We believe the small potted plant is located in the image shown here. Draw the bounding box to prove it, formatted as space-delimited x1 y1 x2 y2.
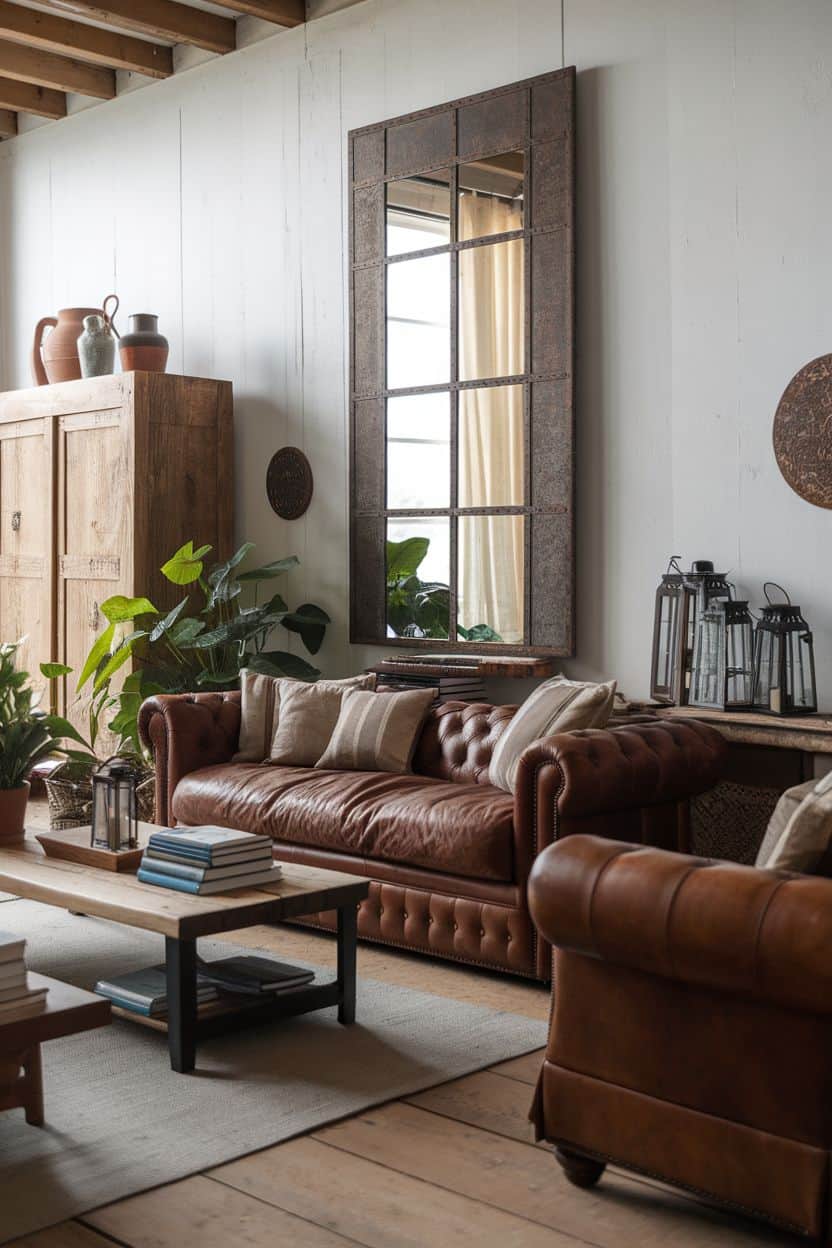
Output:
0 641 92 844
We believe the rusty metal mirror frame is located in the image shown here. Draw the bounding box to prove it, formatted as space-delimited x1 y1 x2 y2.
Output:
349 67 576 655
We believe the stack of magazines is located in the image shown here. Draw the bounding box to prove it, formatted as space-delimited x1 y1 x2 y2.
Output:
137 826 280 894
95 956 315 1017
0 932 49 1022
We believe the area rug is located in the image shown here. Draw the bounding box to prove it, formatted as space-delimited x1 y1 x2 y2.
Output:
0 898 546 1243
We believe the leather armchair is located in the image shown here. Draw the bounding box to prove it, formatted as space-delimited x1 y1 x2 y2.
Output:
528 834 832 1240
139 693 725 980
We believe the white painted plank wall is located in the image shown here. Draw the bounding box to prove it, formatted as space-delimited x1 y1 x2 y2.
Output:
1 0 831 702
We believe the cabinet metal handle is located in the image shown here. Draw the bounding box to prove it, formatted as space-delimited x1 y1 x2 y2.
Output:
11 511 20 532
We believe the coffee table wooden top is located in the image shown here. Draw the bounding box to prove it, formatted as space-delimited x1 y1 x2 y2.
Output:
0 973 111 1052
0 829 369 940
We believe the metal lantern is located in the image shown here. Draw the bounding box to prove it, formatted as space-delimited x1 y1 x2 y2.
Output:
751 583 817 716
650 557 733 704
91 757 139 852
689 598 755 711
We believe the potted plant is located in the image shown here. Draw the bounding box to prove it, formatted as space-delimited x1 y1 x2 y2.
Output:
40 540 329 829
0 641 92 844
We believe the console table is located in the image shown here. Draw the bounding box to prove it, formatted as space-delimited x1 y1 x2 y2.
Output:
627 704 832 863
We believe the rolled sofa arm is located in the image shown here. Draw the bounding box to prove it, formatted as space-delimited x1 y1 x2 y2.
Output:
513 720 727 861
138 691 242 825
528 834 832 1015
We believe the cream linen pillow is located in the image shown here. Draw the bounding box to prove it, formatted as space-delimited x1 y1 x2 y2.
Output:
315 686 435 774
757 771 832 874
234 670 375 763
488 674 617 794
754 779 816 868
270 679 370 767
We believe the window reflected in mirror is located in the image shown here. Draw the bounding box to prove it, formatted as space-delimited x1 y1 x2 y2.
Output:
387 252 451 389
386 517 450 639
458 384 524 508
387 392 451 510
458 151 524 242
386 169 451 257
458 239 524 382
457 514 524 645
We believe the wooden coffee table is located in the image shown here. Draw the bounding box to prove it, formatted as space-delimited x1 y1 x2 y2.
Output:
0 830 369 1074
0 974 110 1124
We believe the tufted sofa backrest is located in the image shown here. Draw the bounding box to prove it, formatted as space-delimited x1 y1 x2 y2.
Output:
412 701 518 786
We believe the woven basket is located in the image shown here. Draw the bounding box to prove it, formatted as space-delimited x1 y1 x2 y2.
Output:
45 762 155 831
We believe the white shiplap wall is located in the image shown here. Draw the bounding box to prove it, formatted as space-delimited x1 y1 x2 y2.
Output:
2 0 832 702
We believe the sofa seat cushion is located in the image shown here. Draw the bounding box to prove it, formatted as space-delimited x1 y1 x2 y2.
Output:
171 763 515 883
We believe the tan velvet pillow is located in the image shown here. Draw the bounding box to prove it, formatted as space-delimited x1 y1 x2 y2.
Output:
315 687 435 774
234 670 375 763
488 674 617 793
757 772 832 874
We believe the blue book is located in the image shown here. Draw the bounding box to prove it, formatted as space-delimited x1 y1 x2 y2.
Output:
137 865 280 894
148 827 271 859
145 844 272 867
139 855 279 883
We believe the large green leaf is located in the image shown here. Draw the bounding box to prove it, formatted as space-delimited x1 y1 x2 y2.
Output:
169 617 206 647
281 604 330 656
161 541 213 586
457 622 503 642
100 595 158 624
40 661 72 679
386 537 429 581
237 556 299 583
246 651 320 681
206 543 255 606
149 597 190 643
93 629 148 692
40 714 93 753
77 621 115 691
190 609 271 650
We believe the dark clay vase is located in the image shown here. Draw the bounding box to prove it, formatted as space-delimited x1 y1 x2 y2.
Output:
119 313 169 373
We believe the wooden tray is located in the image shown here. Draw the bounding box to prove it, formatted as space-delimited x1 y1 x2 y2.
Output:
35 826 143 873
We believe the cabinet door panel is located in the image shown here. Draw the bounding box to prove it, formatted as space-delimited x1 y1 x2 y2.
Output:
58 410 132 735
0 419 54 700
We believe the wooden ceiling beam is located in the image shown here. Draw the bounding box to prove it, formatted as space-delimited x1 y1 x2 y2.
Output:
46 2 236 55
0 75 65 119
217 0 305 24
0 105 16 136
0 3 172 79
0 38 114 98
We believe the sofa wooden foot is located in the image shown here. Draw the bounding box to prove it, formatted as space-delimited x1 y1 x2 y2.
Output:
555 1146 606 1188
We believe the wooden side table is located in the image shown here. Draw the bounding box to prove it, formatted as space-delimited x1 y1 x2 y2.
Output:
626 704 832 863
0 974 110 1125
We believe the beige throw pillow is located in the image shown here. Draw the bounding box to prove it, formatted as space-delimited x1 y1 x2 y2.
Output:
316 687 435 774
488 674 617 793
757 772 832 874
270 681 359 767
234 670 375 763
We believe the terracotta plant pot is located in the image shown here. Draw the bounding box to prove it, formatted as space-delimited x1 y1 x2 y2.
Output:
32 308 102 386
0 781 30 845
119 313 169 373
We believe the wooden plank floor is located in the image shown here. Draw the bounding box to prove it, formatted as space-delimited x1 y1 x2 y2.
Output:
9 802 799 1248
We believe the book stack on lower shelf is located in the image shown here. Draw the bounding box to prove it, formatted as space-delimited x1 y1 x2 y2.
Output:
95 956 315 1020
0 932 49 1023
137 826 281 894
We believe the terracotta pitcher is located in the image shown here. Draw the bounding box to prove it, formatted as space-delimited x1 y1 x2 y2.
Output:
32 307 102 386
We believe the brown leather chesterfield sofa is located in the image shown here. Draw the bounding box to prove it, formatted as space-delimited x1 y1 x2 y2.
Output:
138 692 725 981
528 834 832 1240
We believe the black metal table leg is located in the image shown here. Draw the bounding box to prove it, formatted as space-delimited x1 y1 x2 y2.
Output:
166 936 197 1073
336 903 357 1025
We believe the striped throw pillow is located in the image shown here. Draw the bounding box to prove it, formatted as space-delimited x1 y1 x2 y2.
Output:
315 687 436 774
234 670 375 763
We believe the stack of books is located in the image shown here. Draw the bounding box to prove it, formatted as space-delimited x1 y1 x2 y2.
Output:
0 932 49 1023
197 955 315 996
94 965 220 1018
137 826 281 895
368 657 487 703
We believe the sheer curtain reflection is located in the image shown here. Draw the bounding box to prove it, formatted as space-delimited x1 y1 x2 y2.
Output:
458 192 524 643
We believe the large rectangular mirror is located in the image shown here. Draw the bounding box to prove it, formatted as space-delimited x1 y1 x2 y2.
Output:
350 68 575 655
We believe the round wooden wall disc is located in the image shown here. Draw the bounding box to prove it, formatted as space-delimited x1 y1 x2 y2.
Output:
266 447 313 520
773 353 832 508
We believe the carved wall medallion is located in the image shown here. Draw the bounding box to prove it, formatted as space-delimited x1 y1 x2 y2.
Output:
266 447 313 520
773 353 832 508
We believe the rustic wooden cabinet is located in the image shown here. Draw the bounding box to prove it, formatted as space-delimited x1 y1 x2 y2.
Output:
0 373 232 728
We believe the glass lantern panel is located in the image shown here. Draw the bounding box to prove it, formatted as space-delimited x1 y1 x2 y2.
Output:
654 593 679 694
725 621 753 707
787 631 816 711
